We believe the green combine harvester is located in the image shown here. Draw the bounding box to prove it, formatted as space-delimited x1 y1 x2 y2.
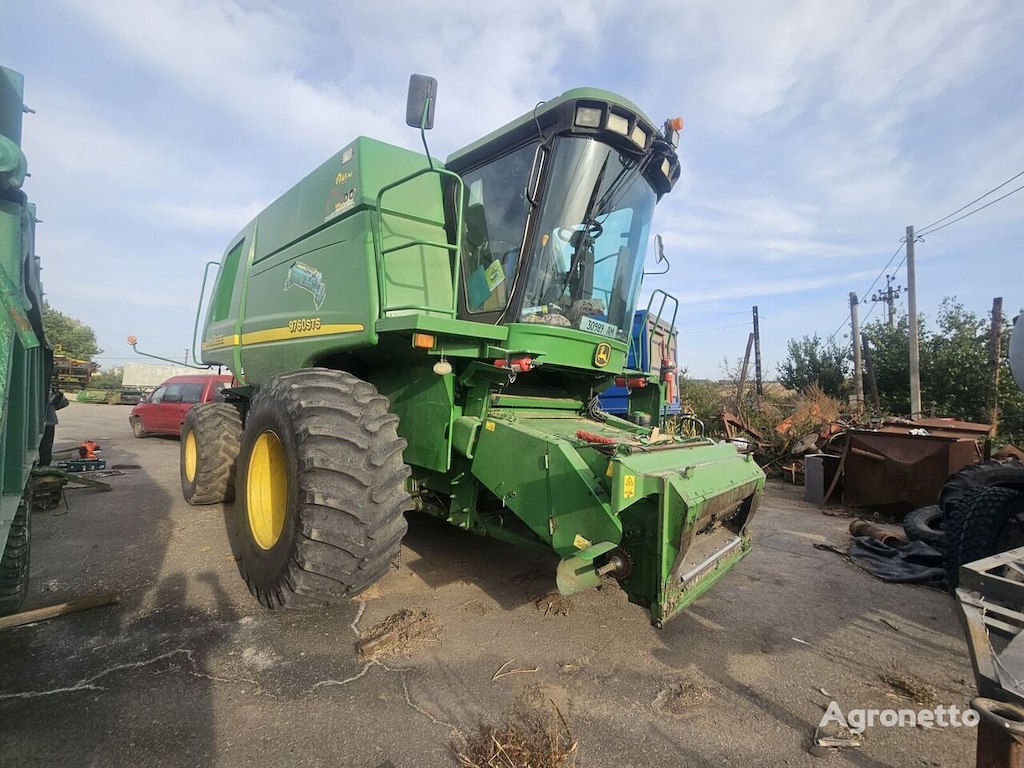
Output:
0 66 50 615
183 76 764 626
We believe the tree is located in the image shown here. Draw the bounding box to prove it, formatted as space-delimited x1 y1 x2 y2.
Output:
678 371 724 425
776 334 848 398
862 299 1024 443
921 299 990 422
90 367 123 390
42 302 101 361
862 316 910 415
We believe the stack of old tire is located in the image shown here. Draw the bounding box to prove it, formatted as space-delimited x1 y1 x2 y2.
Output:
902 459 1024 589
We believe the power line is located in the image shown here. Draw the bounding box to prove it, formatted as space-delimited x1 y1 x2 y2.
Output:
827 241 905 344
860 252 908 332
918 181 1024 237
918 169 1024 234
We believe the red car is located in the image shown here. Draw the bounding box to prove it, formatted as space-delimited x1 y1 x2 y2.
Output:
129 374 234 438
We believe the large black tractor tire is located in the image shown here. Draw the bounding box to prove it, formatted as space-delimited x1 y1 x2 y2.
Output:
181 403 243 505
939 459 1024 516
902 505 946 550
0 501 30 615
944 486 1024 589
230 369 411 609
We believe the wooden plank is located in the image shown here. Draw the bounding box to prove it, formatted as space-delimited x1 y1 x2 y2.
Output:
0 592 119 631
65 473 112 491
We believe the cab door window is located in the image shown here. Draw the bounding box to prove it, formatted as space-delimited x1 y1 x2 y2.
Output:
458 142 538 315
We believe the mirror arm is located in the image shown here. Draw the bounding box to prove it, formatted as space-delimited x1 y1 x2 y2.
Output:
420 98 434 171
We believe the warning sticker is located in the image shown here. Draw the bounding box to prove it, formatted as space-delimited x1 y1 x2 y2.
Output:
484 259 505 291
623 474 636 499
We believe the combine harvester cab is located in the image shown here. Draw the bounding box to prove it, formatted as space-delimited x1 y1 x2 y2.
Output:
0 66 50 615
189 76 764 626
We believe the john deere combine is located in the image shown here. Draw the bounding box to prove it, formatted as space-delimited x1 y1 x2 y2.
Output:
184 76 764 626
0 66 50 615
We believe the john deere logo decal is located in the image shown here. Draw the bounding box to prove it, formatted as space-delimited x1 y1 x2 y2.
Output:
284 261 327 310
594 342 612 368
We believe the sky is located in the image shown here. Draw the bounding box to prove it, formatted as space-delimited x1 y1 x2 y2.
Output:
2 0 1023 379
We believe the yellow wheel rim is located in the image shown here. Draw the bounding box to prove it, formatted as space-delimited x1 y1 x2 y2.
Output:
184 431 198 483
246 430 288 550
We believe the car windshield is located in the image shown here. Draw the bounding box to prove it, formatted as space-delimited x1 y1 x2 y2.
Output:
516 137 656 341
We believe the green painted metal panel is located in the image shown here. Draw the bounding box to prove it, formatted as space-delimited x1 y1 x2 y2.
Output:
0 67 24 148
373 366 455 473
233 212 376 384
0 67 48 556
503 323 628 372
252 137 444 264
200 138 455 383
451 416 480 459
468 399 764 625
470 413 622 553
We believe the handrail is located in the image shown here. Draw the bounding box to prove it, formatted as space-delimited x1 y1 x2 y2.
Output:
374 165 464 319
645 289 679 344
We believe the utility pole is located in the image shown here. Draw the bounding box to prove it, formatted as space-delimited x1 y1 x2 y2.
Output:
850 292 864 409
906 225 922 417
862 334 880 410
990 297 1003 435
752 305 763 398
871 274 902 330
736 332 754 407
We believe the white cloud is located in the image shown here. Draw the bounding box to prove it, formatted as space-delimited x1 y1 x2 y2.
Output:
7 0 1018 378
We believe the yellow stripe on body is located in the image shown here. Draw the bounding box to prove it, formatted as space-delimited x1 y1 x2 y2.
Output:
201 324 364 352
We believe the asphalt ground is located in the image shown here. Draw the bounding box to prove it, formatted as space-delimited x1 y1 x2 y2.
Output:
0 402 977 767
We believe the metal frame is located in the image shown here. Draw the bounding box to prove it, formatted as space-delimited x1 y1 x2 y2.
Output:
956 546 1024 705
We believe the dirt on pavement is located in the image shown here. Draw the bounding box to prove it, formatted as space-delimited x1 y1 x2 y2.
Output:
0 402 978 767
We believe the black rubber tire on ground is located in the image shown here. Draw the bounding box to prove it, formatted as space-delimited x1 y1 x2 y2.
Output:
0 500 30 615
230 368 411 609
130 417 149 438
939 459 1024 516
180 402 243 505
944 486 1024 589
902 505 946 550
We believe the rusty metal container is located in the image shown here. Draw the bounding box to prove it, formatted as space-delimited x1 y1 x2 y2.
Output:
841 420 988 511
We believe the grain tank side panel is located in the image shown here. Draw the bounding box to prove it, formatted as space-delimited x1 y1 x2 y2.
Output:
200 137 450 383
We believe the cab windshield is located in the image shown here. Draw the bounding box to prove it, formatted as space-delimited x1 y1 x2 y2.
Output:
517 137 656 341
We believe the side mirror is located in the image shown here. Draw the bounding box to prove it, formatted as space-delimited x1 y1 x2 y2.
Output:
406 74 437 130
644 234 670 277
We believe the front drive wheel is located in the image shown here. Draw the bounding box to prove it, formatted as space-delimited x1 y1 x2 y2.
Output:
181 403 243 505
230 369 411 609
